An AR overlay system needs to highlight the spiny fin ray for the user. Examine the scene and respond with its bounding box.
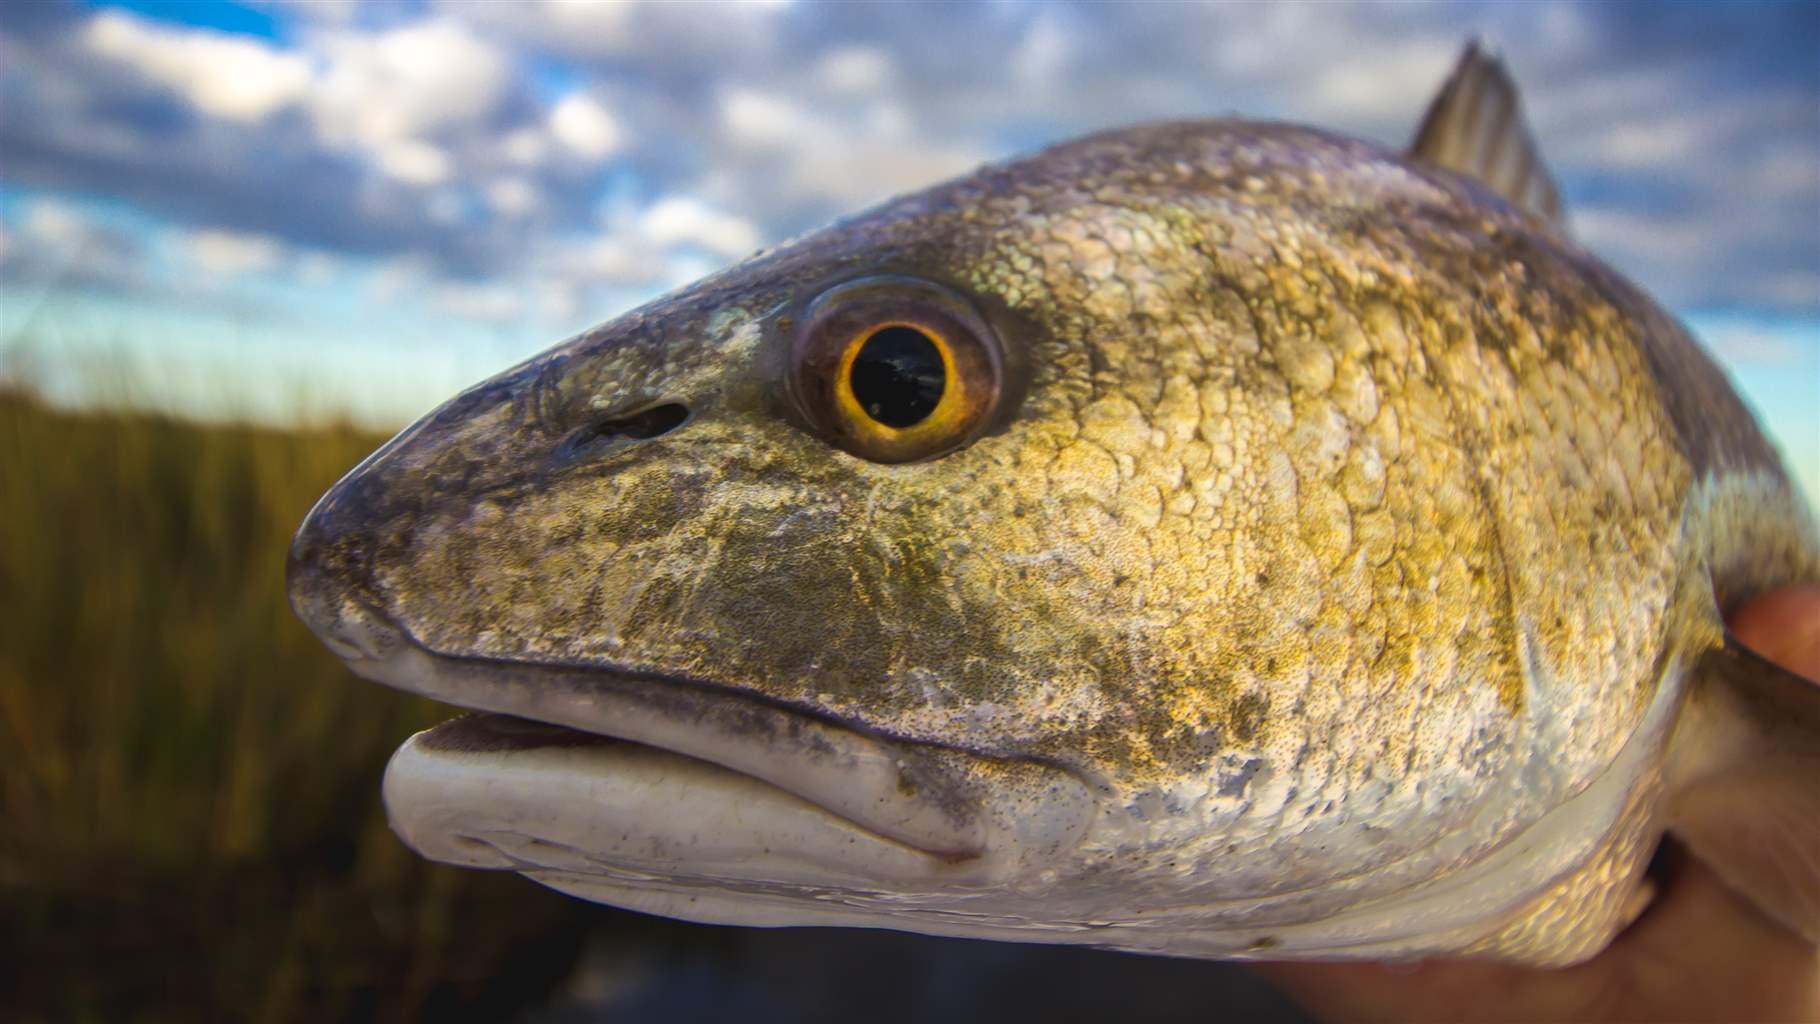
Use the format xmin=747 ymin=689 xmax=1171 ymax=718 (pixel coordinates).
xmin=1409 ymin=40 xmax=1566 ymax=228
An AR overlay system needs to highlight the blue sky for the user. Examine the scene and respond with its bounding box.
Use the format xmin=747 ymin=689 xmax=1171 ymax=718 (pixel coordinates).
xmin=0 ymin=0 xmax=1815 ymax=501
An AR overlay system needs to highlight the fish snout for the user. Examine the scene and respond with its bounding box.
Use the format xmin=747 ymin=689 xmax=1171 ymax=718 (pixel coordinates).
xmin=286 ymin=458 xmax=406 ymax=666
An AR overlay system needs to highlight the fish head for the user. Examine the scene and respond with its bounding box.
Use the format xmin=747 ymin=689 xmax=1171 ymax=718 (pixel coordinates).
xmin=289 ymin=118 xmax=1686 ymax=961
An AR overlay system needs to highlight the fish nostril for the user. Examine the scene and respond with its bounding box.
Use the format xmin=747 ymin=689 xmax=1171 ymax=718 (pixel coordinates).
xmin=556 ymin=402 xmax=691 ymax=463
xmin=600 ymin=402 xmax=691 ymax=439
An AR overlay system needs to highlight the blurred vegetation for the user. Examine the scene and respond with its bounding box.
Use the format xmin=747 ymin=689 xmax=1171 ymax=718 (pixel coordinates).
xmin=0 ymin=389 xmax=591 ymax=1022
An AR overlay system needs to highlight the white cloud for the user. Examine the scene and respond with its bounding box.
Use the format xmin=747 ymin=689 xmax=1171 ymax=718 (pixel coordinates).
xmin=1544 ymin=87 xmax=1812 ymax=186
xmin=487 ymin=177 xmax=539 ymax=216
xmin=1580 ymin=120 xmax=1707 ymax=169
xmin=367 ymin=254 xmax=434 ymax=302
xmin=65 ymin=10 xmax=535 ymax=214
xmin=261 ymin=0 xmax=361 ymax=25
xmin=310 ymin=18 xmax=513 ymax=147
xmin=425 ymin=187 xmax=467 ymax=225
xmin=815 ymin=47 xmax=892 ymax=94
xmin=720 ymin=87 xmax=820 ymax=151
xmin=80 ymin=10 xmax=309 ymax=122
xmin=23 ymin=199 xmax=90 ymax=247
xmin=1749 ymin=144 xmax=1820 ymax=198
xmin=532 ymin=0 xmax=638 ymax=51
xmin=638 ymin=196 xmax=759 ymax=259
xmin=403 ymin=191 xmax=774 ymax=329
xmin=530 ymin=279 xmax=580 ymax=323
xmin=1745 ymin=271 xmax=1820 ymax=311
xmin=548 ymin=93 xmax=623 ymax=160
xmin=496 ymin=127 xmax=549 ymax=167
xmin=1574 ymin=205 xmax=1724 ymax=272
xmin=572 ymin=236 xmax=664 ymax=286
xmin=1009 ymin=14 xmax=1072 ymax=88
xmin=4 ymin=198 xmax=150 ymax=294
xmin=1528 ymin=65 xmax=1689 ymax=143
xmin=295 ymin=251 xmax=341 ymax=287
xmin=185 ymin=228 xmax=284 ymax=276
xmin=664 ymin=253 xmax=716 ymax=286
xmin=715 ymin=87 xmax=987 ymax=210
xmin=458 ymin=0 xmax=786 ymax=62
xmin=1301 ymin=35 xmax=1460 ymax=127
xmin=374 ymin=139 xmax=453 ymax=185
xmin=1698 ymin=320 xmax=1812 ymax=368
xmin=432 ymin=279 xmax=527 ymax=323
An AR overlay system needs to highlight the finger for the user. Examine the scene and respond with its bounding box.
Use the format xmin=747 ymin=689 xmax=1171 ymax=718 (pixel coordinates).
xmin=1609 ymin=850 xmax=1820 ymax=1023
xmin=1727 ymin=585 xmax=1820 ymax=680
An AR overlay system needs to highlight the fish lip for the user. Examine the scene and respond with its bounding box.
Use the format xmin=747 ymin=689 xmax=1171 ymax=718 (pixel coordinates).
xmin=391 ymin=712 xmax=980 ymax=875
xmin=316 ymin=597 xmax=1009 ymax=859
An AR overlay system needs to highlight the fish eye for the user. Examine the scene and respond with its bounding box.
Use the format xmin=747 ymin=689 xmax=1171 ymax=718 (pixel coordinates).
xmin=789 ymin=276 xmax=1004 ymax=463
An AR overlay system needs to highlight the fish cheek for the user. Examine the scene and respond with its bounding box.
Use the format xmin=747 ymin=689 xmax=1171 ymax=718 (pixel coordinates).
xmin=669 ymin=494 xmax=976 ymax=708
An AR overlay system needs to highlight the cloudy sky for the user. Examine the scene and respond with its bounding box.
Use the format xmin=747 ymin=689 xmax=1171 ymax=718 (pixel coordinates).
xmin=0 ymin=0 xmax=1815 ymax=497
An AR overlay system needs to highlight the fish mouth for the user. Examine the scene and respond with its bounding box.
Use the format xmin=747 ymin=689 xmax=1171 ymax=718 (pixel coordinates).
xmin=307 ymin=594 xmax=1098 ymax=904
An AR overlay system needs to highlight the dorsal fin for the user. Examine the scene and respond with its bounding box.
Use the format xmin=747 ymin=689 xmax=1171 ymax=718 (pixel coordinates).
xmin=1409 ymin=40 xmax=1565 ymax=228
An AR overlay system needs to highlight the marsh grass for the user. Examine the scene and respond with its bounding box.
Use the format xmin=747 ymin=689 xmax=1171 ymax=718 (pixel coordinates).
xmin=0 ymin=390 xmax=589 ymax=1022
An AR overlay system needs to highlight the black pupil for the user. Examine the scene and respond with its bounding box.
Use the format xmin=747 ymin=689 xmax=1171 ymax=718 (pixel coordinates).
xmin=849 ymin=326 xmax=945 ymax=428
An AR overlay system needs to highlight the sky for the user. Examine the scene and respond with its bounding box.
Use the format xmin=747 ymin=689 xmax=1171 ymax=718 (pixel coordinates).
xmin=0 ymin=0 xmax=1815 ymax=501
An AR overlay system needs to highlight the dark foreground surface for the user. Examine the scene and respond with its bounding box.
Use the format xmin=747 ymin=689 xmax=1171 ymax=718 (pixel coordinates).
xmin=534 ymin=918 xmax=1312 ymax=1023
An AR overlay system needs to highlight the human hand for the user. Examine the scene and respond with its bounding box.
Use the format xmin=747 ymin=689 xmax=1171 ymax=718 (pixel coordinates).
xmin=1254 ymin=587 xmax=1820 ymax=1024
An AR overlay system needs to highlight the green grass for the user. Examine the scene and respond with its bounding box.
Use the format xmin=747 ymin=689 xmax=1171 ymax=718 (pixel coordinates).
xmin=0 ymin=390 xmax=590 ymax=1022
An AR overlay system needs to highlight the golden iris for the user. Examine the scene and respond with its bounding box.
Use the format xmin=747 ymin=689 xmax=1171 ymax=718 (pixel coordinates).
xmin=790 ymin=277 xmax=1004 ymax=464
